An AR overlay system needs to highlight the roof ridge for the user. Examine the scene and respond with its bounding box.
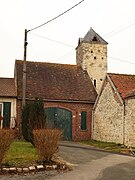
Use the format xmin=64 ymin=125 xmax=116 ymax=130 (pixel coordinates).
xmin=15 ymin=59 xmax=77 ymax=67
xmin=0 ymin=77 xmax=14 ymax=79
xmin=108 ymin=72 xmax=135 ymax=76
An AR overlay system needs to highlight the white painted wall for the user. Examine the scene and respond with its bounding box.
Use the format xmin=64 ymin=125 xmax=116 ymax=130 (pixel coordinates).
xmin=0 ymin=98 xmax=16 ymax=128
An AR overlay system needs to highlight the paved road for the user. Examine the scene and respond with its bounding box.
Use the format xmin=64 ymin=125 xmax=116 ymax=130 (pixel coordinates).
xmin=52 ymin=141 xmax=135 ymax=180
xmin=1 ymin=141 xmax=135 ymax=180
xmin=58 ymin=141 xmax=111 ymax=164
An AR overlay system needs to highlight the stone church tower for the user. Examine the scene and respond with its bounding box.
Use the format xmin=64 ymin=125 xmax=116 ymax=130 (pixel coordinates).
xmin=76 ymin=28 xmax=108 ymax=94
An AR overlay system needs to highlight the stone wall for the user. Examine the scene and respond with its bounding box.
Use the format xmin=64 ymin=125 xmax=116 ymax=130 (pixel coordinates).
xmin=17 ymin=100 xmax=93 ymax=141
xmin=93 ymin=81 xmax=124 ymax=144
xmin=124 ymin=97 xmax=135 ymax=146
xmin=76 ymin=42 xmax=107 ymax=94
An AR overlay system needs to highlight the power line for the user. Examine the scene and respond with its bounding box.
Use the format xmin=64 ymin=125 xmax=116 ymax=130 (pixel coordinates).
xmin=57 ymin=51 xmax=74 ymax=60
xmin=29 ymin=18 xmax=135 ymax=50
xmin=104 ymin=20 xmax=135 ymax=38
xmin=29 ymin=32 xmax=74 ymax=48
xmin=109 ymin=56 xmax=135 ymax=65
xmin=28 ymin=0 xmax=85 ymax=32
xmin=28 ymin=33 xmax=135 ymax=65
xmin=27 ymin=10 xmax=135 ymax=65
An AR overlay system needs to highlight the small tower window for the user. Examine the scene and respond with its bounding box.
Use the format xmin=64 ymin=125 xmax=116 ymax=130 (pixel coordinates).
xmin=92 ymin=36 xmax=98 ymax=41
xmin=94 ymin=56 xmax=96 ymax=60
xmin=91 ymin=50 xmax=93 ymax=53
xmin=102 ymin=57 xmax=104 ymax=59
xmin=94 ymin=79 xmax=96 ymax=87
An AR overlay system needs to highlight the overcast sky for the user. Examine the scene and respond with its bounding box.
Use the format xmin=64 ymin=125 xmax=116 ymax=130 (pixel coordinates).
xmin=1 ymin=0 xmax=135 ymax=77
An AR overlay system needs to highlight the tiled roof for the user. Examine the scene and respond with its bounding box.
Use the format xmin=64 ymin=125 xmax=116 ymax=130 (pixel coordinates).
xmin=108 ymin=73 xmax=135 ymax=99
xmin=78 ymin=28 xmax=108 ymax=45
xmin=15 ymin=60 xmax=97 ymax=102
xmin=0 ymin=78 xmax=16 ymax=97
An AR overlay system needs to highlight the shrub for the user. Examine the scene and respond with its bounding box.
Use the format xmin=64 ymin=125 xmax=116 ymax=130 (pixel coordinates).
xmin=22 ymin=98 xmax=46 ymax=145
xmin=33 ymin=128 xmax=62 ymax=162
xmin=0 ymin=129 xmax=17 ymax=166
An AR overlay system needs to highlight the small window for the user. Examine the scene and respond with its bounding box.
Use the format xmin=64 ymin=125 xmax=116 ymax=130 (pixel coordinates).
xmin=94 ymin=79 xmax=96 ymax=87
xmin=81 ymin=111 xmax=87 ymax=130
xmin=92 ymin=36 xmax=98 ymax=41
xmin=94 ymin=56 xmax=96 ymax=59
xmin=91 ymin=50 xmax=93 ymax=53
xmin=102 ymin=57 xmax=104 ymax=59
xmin=98 ymin=50 xmax=100 ymax=53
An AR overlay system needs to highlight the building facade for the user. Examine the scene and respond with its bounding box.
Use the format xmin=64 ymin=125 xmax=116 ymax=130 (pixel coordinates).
xmin=0 ymin=78 xmax=16 ymax=129
xmin=15 ymin=60 xmax=97 ymax=141
xmin=93 ymin=73 xmax=135 ymax=146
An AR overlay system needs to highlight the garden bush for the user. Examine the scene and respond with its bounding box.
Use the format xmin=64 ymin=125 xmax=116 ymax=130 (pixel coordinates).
xmin=33 ymin=128 xmax=62 ymax=162
xmin=0 ymin=129 xmax=17 ymax=166
xmin=22 ymin=98 xmax=46 ymax=145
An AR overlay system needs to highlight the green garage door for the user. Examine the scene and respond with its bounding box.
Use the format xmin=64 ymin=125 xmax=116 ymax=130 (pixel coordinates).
xmin=45 ymin=108 xmax=72 ymax=140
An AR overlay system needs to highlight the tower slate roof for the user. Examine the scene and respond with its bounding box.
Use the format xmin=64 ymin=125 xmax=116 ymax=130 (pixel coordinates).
xmin=78 ymin=27 xmax=108 ymax=45
xmin=15 ymin=60 xmax=97 ymax=102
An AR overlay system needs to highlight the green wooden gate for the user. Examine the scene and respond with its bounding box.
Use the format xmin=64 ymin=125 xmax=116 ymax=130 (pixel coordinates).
xmin=45 ymin=108 xmax=72 ymax=140
xmin=3 ymin=102 xmax=11 ymax=128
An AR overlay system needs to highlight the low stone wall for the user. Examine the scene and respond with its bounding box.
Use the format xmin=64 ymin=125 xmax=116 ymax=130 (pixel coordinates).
xmin=0 ymin=163 xmax=67 ymax=175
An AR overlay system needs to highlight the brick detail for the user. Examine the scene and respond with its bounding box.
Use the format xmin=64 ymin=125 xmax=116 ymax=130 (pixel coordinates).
xmin=17 ymin=100 xmax=93 ymax=141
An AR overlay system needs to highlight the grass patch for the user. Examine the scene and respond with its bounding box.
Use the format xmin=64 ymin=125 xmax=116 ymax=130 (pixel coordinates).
xmin=80 ymin=140 xmax=123 ymax=153
xmin=3 ymin=140 xmax=39 ymax=167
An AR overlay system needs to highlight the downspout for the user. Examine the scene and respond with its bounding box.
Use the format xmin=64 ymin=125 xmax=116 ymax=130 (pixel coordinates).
xmin=91 ymin=108 xmax=94 ymax=140
xmin=122 ymin=102 xmax=125 ymax=145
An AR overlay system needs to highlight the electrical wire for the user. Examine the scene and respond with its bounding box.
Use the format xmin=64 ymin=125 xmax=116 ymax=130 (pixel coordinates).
xmin=109 ymin=56 xmax=135 ymax=65
xmin=28 ymin=0 xmax=85 ymax=32
xmin=29 ymin=32 xmax=74 ymax=48
xmin=27 ymin=8 xmax=135 ymax=66
xmin=57 ymin=51 xmax=74 ymax=60
xmin=29 ymin=32 xmax=135 ymax=65
xmin=104 ymin=20 xmax=135 ymax=38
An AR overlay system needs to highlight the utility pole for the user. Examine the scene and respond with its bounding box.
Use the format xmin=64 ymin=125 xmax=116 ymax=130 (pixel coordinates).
xmin=22 ymin=29 xmax=28 ymax=108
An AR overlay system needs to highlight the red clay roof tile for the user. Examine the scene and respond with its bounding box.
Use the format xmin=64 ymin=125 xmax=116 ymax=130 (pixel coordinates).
xmin=0 ymin=78 xmax=16 ymax=97
xmin=15 ymin=60 xmax=97 ymax=102
xmin=108 ymin=73 xmax=135 ymax=99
